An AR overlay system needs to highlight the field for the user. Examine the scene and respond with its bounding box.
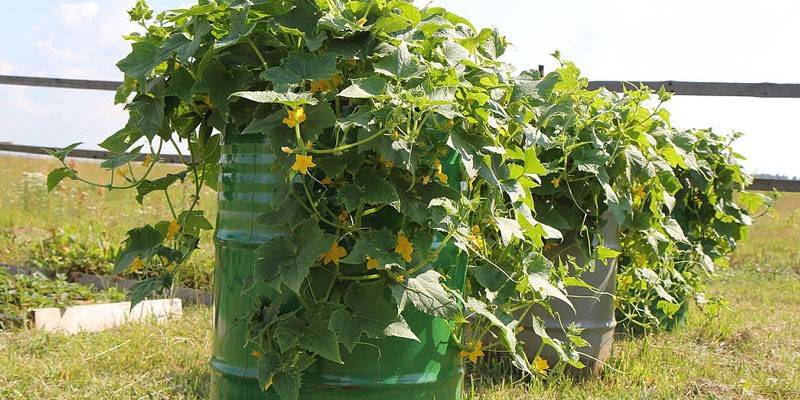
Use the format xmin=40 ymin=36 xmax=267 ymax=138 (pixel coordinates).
xmin=1 ymin=154 xmax=799 ymax=399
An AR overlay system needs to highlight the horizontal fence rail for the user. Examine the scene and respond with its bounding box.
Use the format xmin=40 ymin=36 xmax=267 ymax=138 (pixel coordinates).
xmin=586 ymin=80 xmax=800 ymax=98
xmin=0 ymin=142 xmax=183 ymax=164
xmin=0 ymin=75 xmax=120 ymax=91
xmin=1 ymin=142 xmax=797 ymax=192
xmin=4 ymin=74 xmax=800 ymax=98
xmin=746 ymin=178 xmax=800 ymax=192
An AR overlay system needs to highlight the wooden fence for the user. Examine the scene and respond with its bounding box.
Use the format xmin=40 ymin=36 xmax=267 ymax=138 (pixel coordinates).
xmin=1 ymin=74 xmax=799 ymax=192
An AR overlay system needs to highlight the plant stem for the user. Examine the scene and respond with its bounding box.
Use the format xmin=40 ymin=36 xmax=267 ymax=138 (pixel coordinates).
xmin=306 ymin=126 xmax=390 ymax=155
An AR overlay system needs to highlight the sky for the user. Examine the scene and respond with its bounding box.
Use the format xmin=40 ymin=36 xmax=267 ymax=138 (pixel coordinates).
xmin=0 ymin=0 xmax=798 ymax=177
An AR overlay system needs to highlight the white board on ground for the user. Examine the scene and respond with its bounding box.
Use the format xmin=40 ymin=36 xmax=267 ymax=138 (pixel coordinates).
xmin=32 ymin=299 xmax=182 ymax=334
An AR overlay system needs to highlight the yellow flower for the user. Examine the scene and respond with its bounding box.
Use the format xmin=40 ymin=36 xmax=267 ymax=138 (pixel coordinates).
xmin=320 ymin=177 xmax=334 ymax=185
xmin=394 ymin=232 xmax=414 ymax=263
xmin=550 ymin=177 xmax=561 ymax=188
xmin=310 ymin=79 xmax=332 ymax=94
xmin=468 ymin=225 xmax=484 ymax=249
xmin=142 ymin=154 xmax=153 ymax=168
xmin=321 ymin=242 xmax=348 ymax=266
xmin=421 ymin=175 xmax=431 ymax=185
xmin=633 ymin=185 xmax=646 ymax=205
xmin=543 ymin=241 xmax=559 ymax=251
xmin=330 ymin=73 xmax=344 ymax=87
xmin=366 ymin=257 xmax=380 ymax=270
xmin=459 ymin=341 xmax=484 ymax=364
xmin=435 ymin=171 xmax=449 ymax=184
xmin=534 ymin=356 xmax=549 ymax=374
xmin=116 ymin=169 xmax=128 ymax=179
xmin=338 ymin=210 xmax=350 ymax=225
xmin=618 ymin=274 xmax=633 ymax=289
xmin=356 ymin=17 xmax=367 ymax=26
xmin=291 ymin=154 xmax=316 ymax=175
xmin=130 ymin=257 xmax=145 ymax=272
xmin=166 ymin=219 xmax=180 ymax=240
xmin=281 ymin=146 xmax=294 ymax=154
xmin=394 ymin=274 xmax=405 ymax=283
xmin=433 ymin=159 xmax=448 ymax=184
xmin=251 ymin=350 xmax=262 ymax=359
xmin=282 ymin=107 xmax=306 ymax=128
xmin=377 ymin=155 xmax=394 ymax=169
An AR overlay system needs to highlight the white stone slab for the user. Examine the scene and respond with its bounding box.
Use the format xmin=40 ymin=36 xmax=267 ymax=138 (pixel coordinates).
xmin=32 ymin=299 xmax=182 ymax=334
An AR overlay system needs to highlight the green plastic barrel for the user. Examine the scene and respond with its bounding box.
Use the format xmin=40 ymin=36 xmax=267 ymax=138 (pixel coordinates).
xmin=211 ymin=134 xmax=465 ymax=399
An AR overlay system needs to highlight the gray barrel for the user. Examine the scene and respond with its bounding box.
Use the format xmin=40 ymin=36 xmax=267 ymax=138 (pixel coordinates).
xmin=520 ymin=214 xmax=620 ymax=376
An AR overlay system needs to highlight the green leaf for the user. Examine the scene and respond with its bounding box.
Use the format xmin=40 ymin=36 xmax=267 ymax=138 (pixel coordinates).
xmin=465 ymin=298 xmax=518 ymax=352
xmin=100 ymin=125 xmax=141 ymax=153
xmin=47 ymin=168 xmax=75 ymax=192
xmin=337 ymin=76 xmax=387 ymax=98
xmin=337 ymin=184 xmax=363 ymax=211
xmin=258 ymin=236 xmax=298 ymax=274
xmin=45 ymin=142 xmax=82 ymax=161
xmin=521 ymin=253 xmax=574 ymax=312
xmin=214 ymin=7 xmax=255 ymax=50
xmin=117 ymin=40 xmax=162 ymax=80
xmin=129 ymin=277 xmax=169 ymax=309
xmin=524 ymin=147 xmax=547 ymax=175
xmin=177 ymin=210 xmax=214 ymax=237
xmin=100 ymin=146 xmax=144 ymax=170
xmin=337 ymin=170 xmax=399 ymax=211
xmin=394 ymin=270 xmax=458 ymax=319
xmin=164 ymin=67 xmax=196 ymax=103
xmin=328 ymin=309 xmax=363 ymax=352
xmin=525 ymin=271 xmax=573 ymax=312
xmin=251 ymin=0 xmax=296 ymax=16
xmin=256 ymin=352 xmax=281 ymax=393
xmin=373 ymin=44 xmax=425 ymax=81
xmin=258 ymin=221 xmax=334 ymax=294
xmin=127 ymin=95 xmax=165 ymax=140
xmin=261 ymin=52 xmax=338 ymax=88
xmin=494 ymin=217 xmax=524 ymax=246
xmin=330 ymin=281 xmax=417 ymax=352
xmin=301 ymin=102 xmax=337 ymax=142
xmin=194 ymin=60 xmax=248 ymax=118
xmin=230 ymin=90 xmax=318 ymax=108
xmin=276 ymin=1 xmax=321 ymax=34
xmin=295 ymin=303 xmax=342 ymax=363
xmin=114 ymin=225 xmax=164 ymax=274
xmin=135 ymin=171 xmax=187 ymax=204
xmin=340 ymin=228 xmax=397 ymax=265
xmin=314 ymin=155 xmax=348 ymax=177
xmin=272 ymin=370 xmax=301 ymax=400
xmin=738 ymin=191 xmax=769 ymax=215
xmin=596 ymin=246 xmax=621 ymax=260
xmin=663 ymin=218 xmax=689 ymax=243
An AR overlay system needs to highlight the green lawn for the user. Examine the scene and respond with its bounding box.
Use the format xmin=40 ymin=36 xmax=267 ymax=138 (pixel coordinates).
xmin=0 ymin=154 xmax=798 ymax=399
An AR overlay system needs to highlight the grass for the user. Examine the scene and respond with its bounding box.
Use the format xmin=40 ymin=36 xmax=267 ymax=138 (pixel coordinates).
xmin=0 ymin=155 xmax=798 ymax=399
